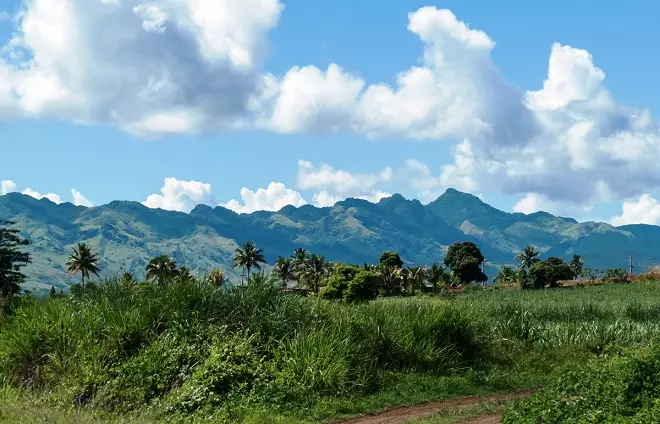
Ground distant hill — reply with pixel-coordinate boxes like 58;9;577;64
0;190;655;294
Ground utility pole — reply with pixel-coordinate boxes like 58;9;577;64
629;256;633;276
482;259;487;286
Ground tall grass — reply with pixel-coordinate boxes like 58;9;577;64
0;276;483;417
4;277;660;421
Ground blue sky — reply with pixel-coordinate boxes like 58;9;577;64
1;0;660;225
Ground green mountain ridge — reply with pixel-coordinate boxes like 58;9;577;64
1;189;656;294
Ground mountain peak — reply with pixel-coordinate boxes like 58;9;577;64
427;188;512;229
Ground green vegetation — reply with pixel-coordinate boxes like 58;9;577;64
5;189;660;294
5;216;660;422
5;266;660;422
0;220;31;302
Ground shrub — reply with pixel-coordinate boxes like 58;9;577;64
168;334;272;413
344;271;378;303
503;348;660;423
603;268;629;284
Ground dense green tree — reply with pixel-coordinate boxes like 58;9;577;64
66;243;100;288
570;255;584;279
379;251;403;268
443;242;487;284
528;258;574;289
0;220;31;299
274;257;294;286
344;270;378;303
233;241;266;283
146;255;179;286
494;265;517;285
516;245;540;271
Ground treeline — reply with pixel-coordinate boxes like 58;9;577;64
0;219;634;309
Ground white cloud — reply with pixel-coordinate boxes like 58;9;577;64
1;3;660;214
263;64;364;133
143;177;215;212
71;188;93;207
22;188;62;204
0;0;283;135
1;180;16;195
296;160;393;206
311;190;391;207
611;194;660;226
221;182;306;214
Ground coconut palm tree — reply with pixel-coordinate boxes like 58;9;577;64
298;253;330;294
232;241;266;284
406;266;425;295
516;245;540;271
426;262;447;293
569;255;584;279
66;243;100;288
274;257;294;287
207;268;227;288
376;265;400;296
145;255;179;286
494;265;517;285
291;248;309;287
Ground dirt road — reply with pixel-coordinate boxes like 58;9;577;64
335;390;533;424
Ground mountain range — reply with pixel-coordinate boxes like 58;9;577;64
1;189;657;294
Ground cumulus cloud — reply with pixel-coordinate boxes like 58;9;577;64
71;189;93;207
143;177;215;212
0;0;283;135
221;182;307;214
611;195;660;226
1;180;16;195
1;3;660;214
297;160;393;206
22;188;62;204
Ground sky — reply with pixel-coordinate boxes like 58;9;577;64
1;0;660;225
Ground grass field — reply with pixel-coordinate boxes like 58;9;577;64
2;277;660;423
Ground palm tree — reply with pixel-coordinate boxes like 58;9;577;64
66;243;100;288
569;255;584;279
145;255;179;286
232;241;266;284
208;268;227;288
291;248;309;287
494;265;517;285
426;262;447;293
406;266;425;295
298;253;330;294
274;257;294;287
516;245;540;271
377;265;400;296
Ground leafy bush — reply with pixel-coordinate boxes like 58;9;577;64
603;268;629;284
503;348;660;423
168;334;272;413
344;271;378;303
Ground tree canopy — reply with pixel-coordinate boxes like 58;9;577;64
379;251;403;268
443;242;487;284
0;220;31;298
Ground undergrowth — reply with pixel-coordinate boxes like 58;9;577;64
3;278;660;422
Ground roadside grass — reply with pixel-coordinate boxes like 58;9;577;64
3;278;660;423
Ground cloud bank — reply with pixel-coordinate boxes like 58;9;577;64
1;1;659;222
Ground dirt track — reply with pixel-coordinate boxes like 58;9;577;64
335;390;533;424
458;413;501;424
